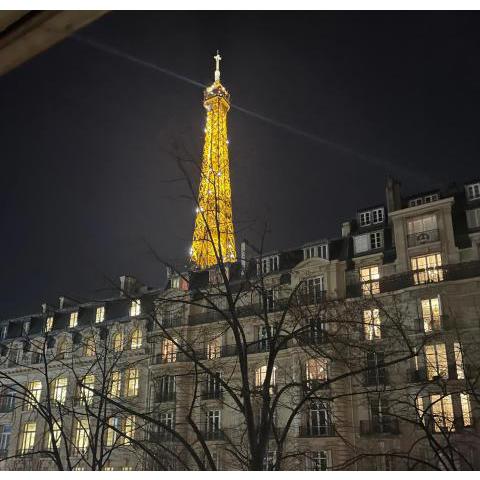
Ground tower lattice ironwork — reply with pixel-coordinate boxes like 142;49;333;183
191;52;236;269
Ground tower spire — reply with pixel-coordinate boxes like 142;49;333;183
190;53;236;270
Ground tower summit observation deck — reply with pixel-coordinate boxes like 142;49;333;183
191;52;237;270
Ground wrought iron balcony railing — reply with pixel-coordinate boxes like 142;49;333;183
407;228;440;247
359;417;400;435
298;423;335;437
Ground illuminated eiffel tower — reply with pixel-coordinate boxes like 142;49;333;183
191;52;236;269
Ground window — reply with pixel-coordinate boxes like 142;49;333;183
0;425;12;453
466;208;480;229
305;358;327;384
123;415;135;445
74;419;89;454
318;244;328;259
207;336;221;359
158;375;176;402
125;368;139;397
370;231;383;249
45;316;54;333
206;372;222;399
259;255;279;274
255;365;277;393
366;351;385;385
263;450;276;471
19;422;36;454
80;375;95;405
409;197;423;207
52;377;68;404
122;466;132;471
466;182;480;200
106;417;120;447
45;420;62;450
454;342;465;379
425;343;448;380
69;311;78;328
306;450;330;471
430;394;454;432
259;325;274;351
305;276;324;304
424;194;439;203
109;371;121;398
206;410;221;439
130;328;142;350
0;387;15;411
0;325;7;340
408;214;437;235
23;321;30;335
360;265;380;295
411;253;443;284
159;411;174;441
308;400;331;435
95;306;105;323
460;393;472;427
264;288;278;312
304;246;315;260
83;336;95;357
162;338;177;362
421;297;441;332
112;332;124;352
130;300;141;317
308;317;326;344
359;208;384;226
364;309;381;340
25;380;42;411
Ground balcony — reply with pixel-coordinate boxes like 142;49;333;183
407;229;440;247
298;423;335;437
360;417;399;435
346;260;480;298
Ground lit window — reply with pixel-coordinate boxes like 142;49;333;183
74;419;89;454
45;420;62;450
255;365;277;393
305;358;327;383
103;466;114;471
207;337;221;359
130;300;141;317
466;208;480;229
460;393;472;427
454;342;465;379
411;253;443;284
425;343;448;380
360;266;380;295
51;377;68;404
162;338;177;363
112;332;124;353
19;422;36;454
83;336;95;357
122;467;133;471
306;450;330;471
130;328;142;350
125;368;139;397
109;371;121;398
466;182;480;201
45;316;54;333
124;415;135;445
25;380;42;411
106;417;120;447
363;309;381;340
69;311;78;328
430;394;454;432
95;306;105;323
421;297;441;332
80;375;95;405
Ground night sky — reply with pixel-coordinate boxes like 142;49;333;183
1;11;480;318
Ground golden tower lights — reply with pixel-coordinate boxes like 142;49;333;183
191;52;237;269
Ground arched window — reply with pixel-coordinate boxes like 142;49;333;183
112;332;124;353
130;329;142;350
255;365;277;393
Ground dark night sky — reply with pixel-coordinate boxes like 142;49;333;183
1;11;480;318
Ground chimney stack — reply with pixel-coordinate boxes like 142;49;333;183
341;221;351;238
385;176;402;215
120;275;138;296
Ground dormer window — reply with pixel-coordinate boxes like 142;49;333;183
303;244;328;261
130;300;141;317
95;306;105;323
466;182;480;201
359;208;384;227
45;316;54;333
259;255;279;275
171;276;180;289
23;321;30;336
69;311;78;328
408;193;439;207
354;231;384;255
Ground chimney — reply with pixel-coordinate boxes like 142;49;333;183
41;303;48;314
240;239;258;274
120;275;138;296
385;176;402;214
341;221;351;238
